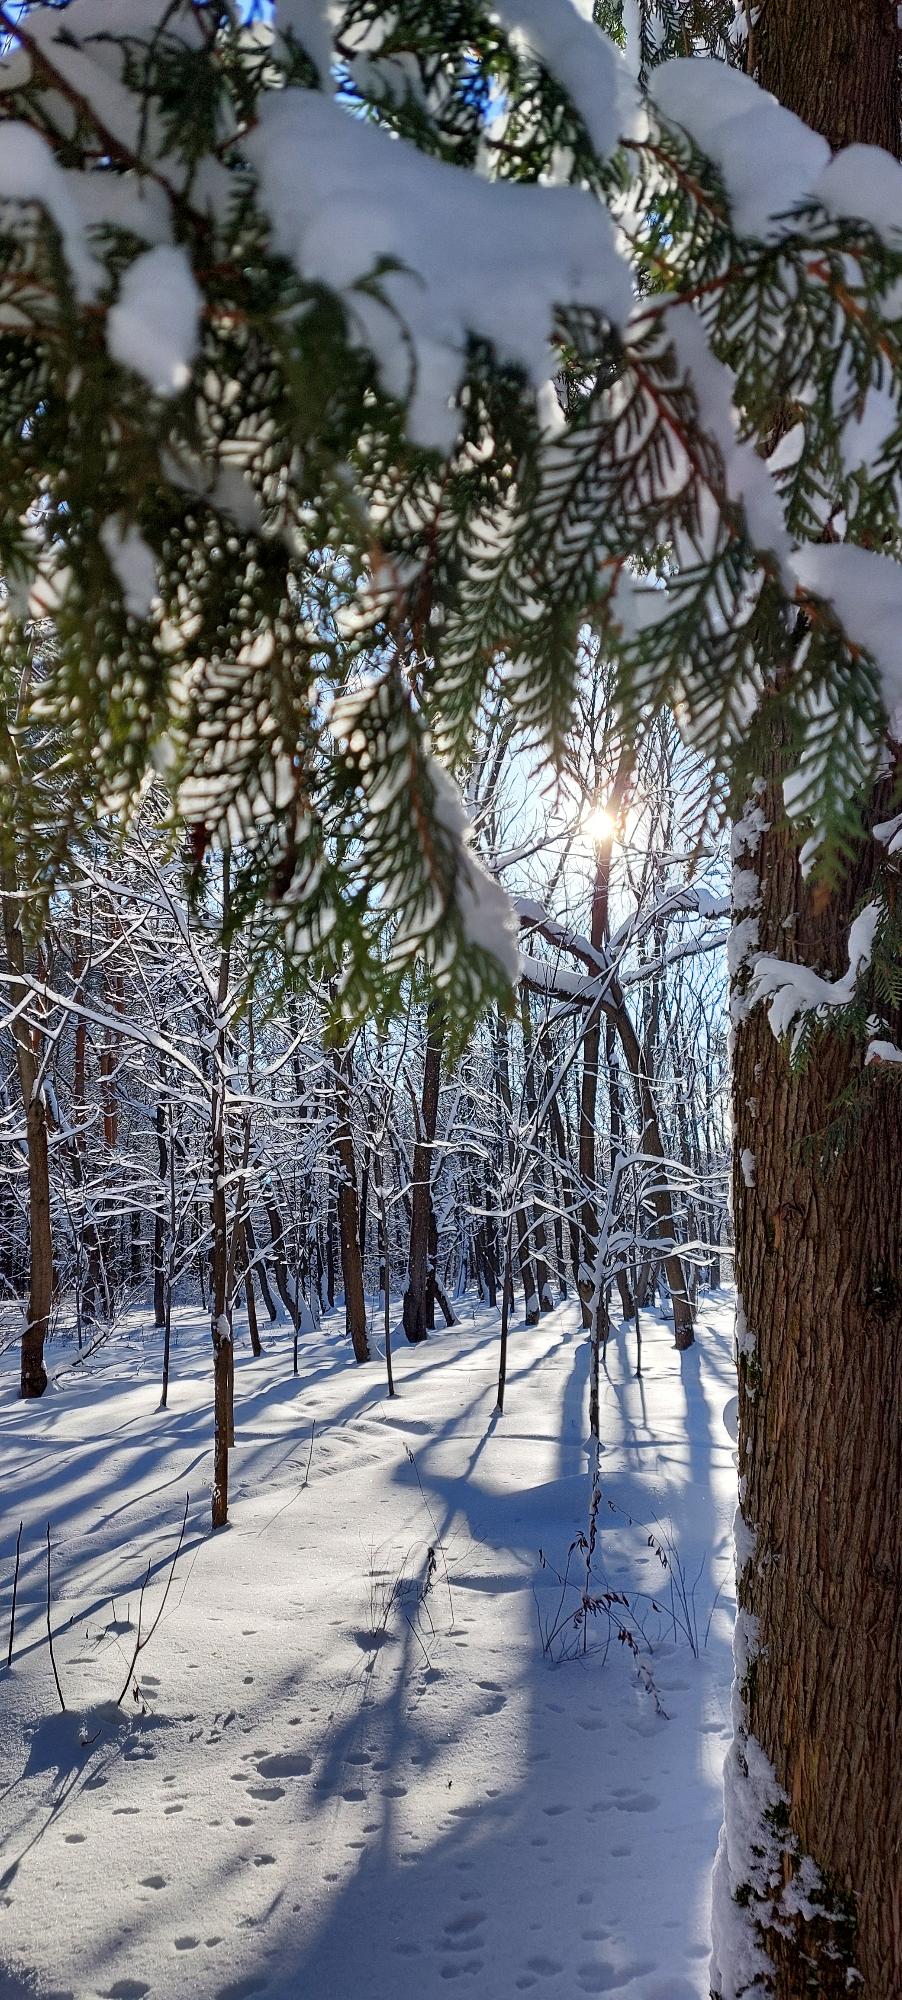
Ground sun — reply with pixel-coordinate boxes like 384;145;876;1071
582;804;618;844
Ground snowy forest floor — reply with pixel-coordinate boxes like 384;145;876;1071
0;1292;737;2000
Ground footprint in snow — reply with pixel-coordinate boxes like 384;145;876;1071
254;1751;312;1778
443;1910;486;1940
577;1959;656;1992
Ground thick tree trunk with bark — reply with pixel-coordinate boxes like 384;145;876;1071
729;769;902;1998
721;11;902;1995
755;0;897;155
402;1010;444;1342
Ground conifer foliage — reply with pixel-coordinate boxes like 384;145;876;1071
0;0;899;1059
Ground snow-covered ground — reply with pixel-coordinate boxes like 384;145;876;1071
0;1291;737;2000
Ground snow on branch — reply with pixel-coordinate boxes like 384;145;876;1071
749;902;881;1050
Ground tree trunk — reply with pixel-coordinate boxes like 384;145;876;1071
210;855;233;1531
519;990;554;1311
332;1048;370;1363
244;1212;277;1322
402;1009;444;1343
242;1236;262;1359
611;1000;694;1349
153;1102;166;1327
2;872;52;1398
578;755;635;1330
606;1021;635;1321
325;1201;336;1309
546;1050;582;1295
727;766;902;1998
495;1014;539;1323
718;13;902;1997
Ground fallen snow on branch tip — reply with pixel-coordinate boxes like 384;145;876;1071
750;902;880;1051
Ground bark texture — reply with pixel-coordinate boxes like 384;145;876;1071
732;776;902;1996
729;13;902;1990
755;0;897;154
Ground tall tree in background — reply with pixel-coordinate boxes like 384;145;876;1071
720;6;902;1995
1;862;51;1398
332;1045;370;1366
402;1004;444;1342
